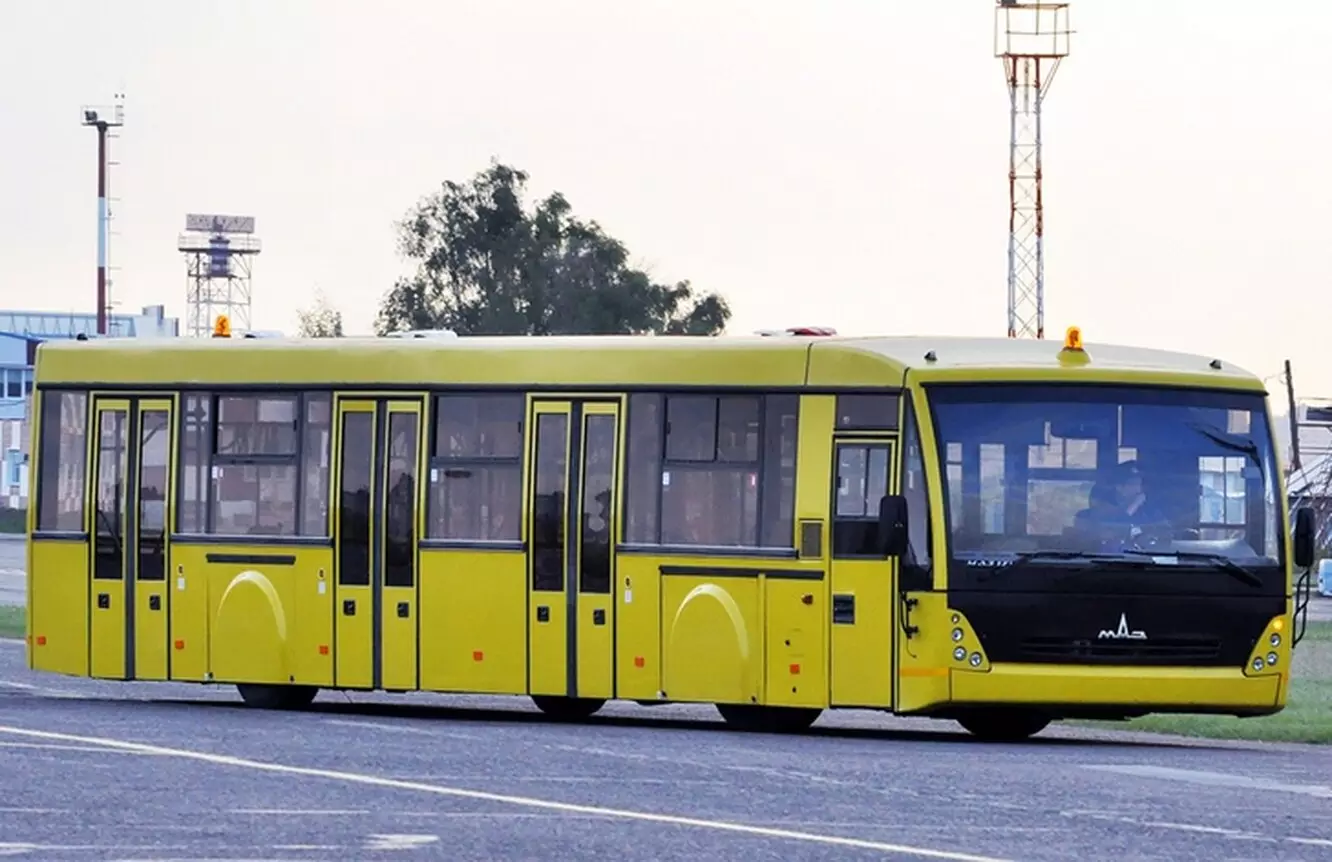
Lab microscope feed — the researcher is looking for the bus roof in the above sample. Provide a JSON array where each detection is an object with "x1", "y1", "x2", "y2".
[{"x1": 33, "y1": 332, "x2": 1266, "y2": 392}]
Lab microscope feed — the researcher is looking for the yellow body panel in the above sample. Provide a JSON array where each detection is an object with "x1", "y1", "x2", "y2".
[
  {"x1": 89, "y1": 583, "x2": 126, "y2": 679},
  {"x1": 577, "y1": 592, "x2": 614, "y2": 699},
  {"x1": 168, "y1": 544, "x2": 335, "y2": 687},
  {"x1": 167, "y1": 551, "x2": 209, "y2": 681},
  {"x1": 528, "y1": 594, "x2": 567, "y2": 696},
  {"x1": 134, "y1": 580, "x2": 169, "y2": 680},
  {"x1": 27, "y1": 540, "x2": 90, "y2": 676},
  {"x1": 951, "y1": 665, "x2": 1282, "y2": 710},
  {"x1": 614, "y1": 556, "x2": 662, "y2": 701},
  {"x1": 293, "y1": 561, "x2": 335, "y2": 688},
  {"x1": 895, "y1": 591, "x2": 955, "y2": 712},
  {"x1": 418, "y1": 550, "x2": 527, "y2": 695},
  {"x1": 763, "y1": 578, "x2": 828, "y2": 708},
  {"x1": 335, "y1": 583, "x2": 373, "y2": 689},
  {"x1": 661, "y1": 574, "x2": 761, "y2": 705},
  {"x1": 829, "y1": 560, "x2": 893, "y2": 708},
  {"x1": 794, "y1": 395, "x2": 835, "y2": 547},
  {"x1": 381, "y1": 584, "x2": 417, "y2": 691}
]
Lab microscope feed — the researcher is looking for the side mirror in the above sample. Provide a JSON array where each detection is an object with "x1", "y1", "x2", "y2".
[
  {"x1": 877, "y1": 494, "x2": 909, "y2": 558},
  {"x1": 1293, "y1": 506, "x2": 1317, "y2": 569}
]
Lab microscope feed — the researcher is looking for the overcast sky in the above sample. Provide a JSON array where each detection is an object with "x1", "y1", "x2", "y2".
[{"x1": 3, "y1": 0, "x2": 1329, "y2": 400}]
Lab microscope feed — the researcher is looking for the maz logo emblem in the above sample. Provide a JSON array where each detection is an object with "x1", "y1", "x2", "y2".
[{"x1": 1098, "y1": 613, "x2": 1147, "y2": 640}]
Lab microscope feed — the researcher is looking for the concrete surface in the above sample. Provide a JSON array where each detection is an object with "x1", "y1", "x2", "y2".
[{"x1": 1, "y1": 642, "x2": 1332, "y2": 860}]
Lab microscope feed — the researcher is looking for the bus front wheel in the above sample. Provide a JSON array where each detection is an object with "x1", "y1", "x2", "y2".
[
  {"x1": 955, "y1": 709, "x2": 1051, "y2": 742},
  {"x1": 716, "y1": 703, "x2": 822, "y2": 733},
  {"x1": 236, "y1": 683, "x2": 319, "y2": 711},
  {"x1": 531, "y1": 695, "x2": 605, "y2": 721}
]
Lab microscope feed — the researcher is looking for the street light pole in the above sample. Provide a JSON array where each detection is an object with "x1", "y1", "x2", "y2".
[{"x1": 81, "y1": 99, "x2": 123, "y2": 336}]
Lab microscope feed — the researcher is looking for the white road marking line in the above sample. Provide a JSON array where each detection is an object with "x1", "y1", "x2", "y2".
[
  {"x1": 1082, "y1": 764, "x2": 1332, "y2": 798},
  {"x1": 230, "y1": 808, "x2": 368, "y2": 816},
  {"x1": 1289, "y1": 837, "x2": 1332, "y2": 848},
  {"x1": 0, "y1": 740, "x2": 152, "y2": 754},
  {"x1": 0, "y1": 723, "x2": 1008, "y2": 862},
  {"x1": 0, "y1": 680, "x2": 37, "y2": 689},
  {"x1": 365, "y1": 834, "x2": 439, "y2": 850},
  {"x1": 323, "y1": 717, "x2": 483, "y2": 741}
]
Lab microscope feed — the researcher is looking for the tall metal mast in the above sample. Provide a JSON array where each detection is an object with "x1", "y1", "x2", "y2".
[{"x1": 995, "y1": 1, "x2": 1071, "y2": 339}]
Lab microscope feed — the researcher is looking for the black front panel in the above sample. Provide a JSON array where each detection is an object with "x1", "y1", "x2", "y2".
[{"x1": 950, "y1": 589, "x2": 1285, "y2": 667}]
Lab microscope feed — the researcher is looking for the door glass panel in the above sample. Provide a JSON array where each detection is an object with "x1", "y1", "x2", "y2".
[
  {"x1": 579, "y1": 414, "x2": 616, "y2": 595},
  {"x1": 531, "y1": 413, "x2": 568, "y2": 592},
  {"x1": 833, "y1": 443, "x2": 891, "y2": 557},
  {"x1": 137, "y1": 410, "x2": 170, "y2": 581},
  {"x1": 94, "y1": 410, "x2": 127, "y2": 580},
  {"x1": 338, "y1": 412, "x2": 373, "y2": 587},
  {"x1": 384, "y1": 412, "x2": 418, "y2": 588}
]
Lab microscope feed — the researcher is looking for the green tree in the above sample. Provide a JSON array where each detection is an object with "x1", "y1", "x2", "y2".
[
  {"x1": 375, "y1": 161, "x2": 730, "y2": 336},
  {"x1": 296, "y1": 289, "x2": 344, "y2": 338}
]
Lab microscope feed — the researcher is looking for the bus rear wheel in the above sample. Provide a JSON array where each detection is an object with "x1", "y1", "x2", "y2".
[
  {"x1": 531, "y1": 695, "x2": 605, "y2": 721},
  {"x1": 716, "y1": 703, "x2": 822, "y2": 733},
  {"x1": 955, "y1": 709, "x2": 1051, "y2": 741},
  {"x1": 236, "y1": 683, "x2": 318, "y2": 711}
]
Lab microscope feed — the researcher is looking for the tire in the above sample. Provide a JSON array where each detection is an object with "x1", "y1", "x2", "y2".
[
  {"x1": 955, "y1": 709, "x2": 1051, "y2": 741},
  {"x1": 531, "y1": 695, "x2": 606, "y2": 721},
  {"x1": 236, "y1": 683, "x2": 319, "y2": 711},
  {"x1": 716, "y1": 703, "x2": 822, "y2": 733}
]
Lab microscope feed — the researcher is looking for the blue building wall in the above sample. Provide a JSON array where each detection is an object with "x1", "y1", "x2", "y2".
[{"x1": 0, "y1": 304, "x2": 181, "y2": 512}]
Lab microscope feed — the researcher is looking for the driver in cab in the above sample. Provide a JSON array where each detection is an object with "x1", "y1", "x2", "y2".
[{"x1": 1073, "y1": 460, "x2": 1170, "y2": 546}]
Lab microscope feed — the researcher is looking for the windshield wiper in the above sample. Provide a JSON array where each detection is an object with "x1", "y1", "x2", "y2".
[
  {"x1": 1121, "y1": 550, "x2": 1264, "y2": 587},
  {"x1": 964, "y1": 550, "x2": 1158, "y2": 579}
]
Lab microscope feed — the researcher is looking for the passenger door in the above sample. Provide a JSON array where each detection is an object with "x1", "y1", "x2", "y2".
[
  {"x1": 527, "y1": 398, "x2": 621, "y2": 701},
  {"x1": 332, "y1": 397, "x2": 424, "y2": 691},
  {"x1": 89, "y1": 395, "x2": 175, "y2": 681},
  {"x1": 828, "y1": 438, "x2": 897, "y2": 708}
]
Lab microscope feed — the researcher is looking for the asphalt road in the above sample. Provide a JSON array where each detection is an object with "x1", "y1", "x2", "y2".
[{"x1": 2, "y1": 642, "x2": 1332, "y2": 861}]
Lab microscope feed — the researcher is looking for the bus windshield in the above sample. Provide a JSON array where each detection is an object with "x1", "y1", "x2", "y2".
[{"x1": 927, "y1": 384, "x2": 1283, "y2": 568}]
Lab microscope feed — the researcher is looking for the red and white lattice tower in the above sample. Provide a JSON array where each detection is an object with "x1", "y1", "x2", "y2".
[{"x1": 995, "y1": 1, "x2": 1072, "y2": 339}]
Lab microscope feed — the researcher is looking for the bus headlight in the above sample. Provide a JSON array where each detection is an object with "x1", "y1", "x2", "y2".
[
  {"x1": 951, "y1": 628, "x2": 964, "y2": 642},
  {"x1": 1266, "y1": 652, "x2": 1279, "y2": 666},
  {"x1": 969, "y1": 653, "x2": 983, "y2": 667},
  {"x1": 953, "y1": 646, "x2": 967, "y2": 662},
  {"x1": 1252, "y1": 657, "x2": 1265, "y2": 671},
  {"x1": 1270, "y1": 633, "x2": 1281, "y2": 647}
]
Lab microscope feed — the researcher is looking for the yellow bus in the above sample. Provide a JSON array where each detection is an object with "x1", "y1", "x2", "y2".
[{"x1": 23, "y1": 323, "x2": 1320, "y2": 740}]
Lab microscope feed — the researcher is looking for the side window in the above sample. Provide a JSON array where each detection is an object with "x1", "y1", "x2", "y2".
[
  {"x1": 175, "y1": 392, "x2": 330, "y2": 537},
  {"x1": 623, "y1": 394, "x2": 661, "y2": 544},
  {"x1": 836, "y1": 394, "x2": 900, "y2": 430},
  {"x1": 36, "y1": 390, "x2": 88, "y2": 532},
  {"x1": 177, "y1": 395, "x2": 211, "y2": 534},
  {"x1": 900, "y1": 400, "x2": 933, "y2": 588},
  {"x1": 832, "y1": 442, "x2": 891, "y2": 557},
  {"x1": 427, "y1": 393, "x2": 523, "y2": 541},
  {"x1": 300, "y1": 395, "x2": 332, "y2": 536},
  {"x1": 210, "y1": 395, "x2": 300, "y2": 535},
  {"x1": 624, "y1": 392, "x2": 799, "y2": 549}
]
